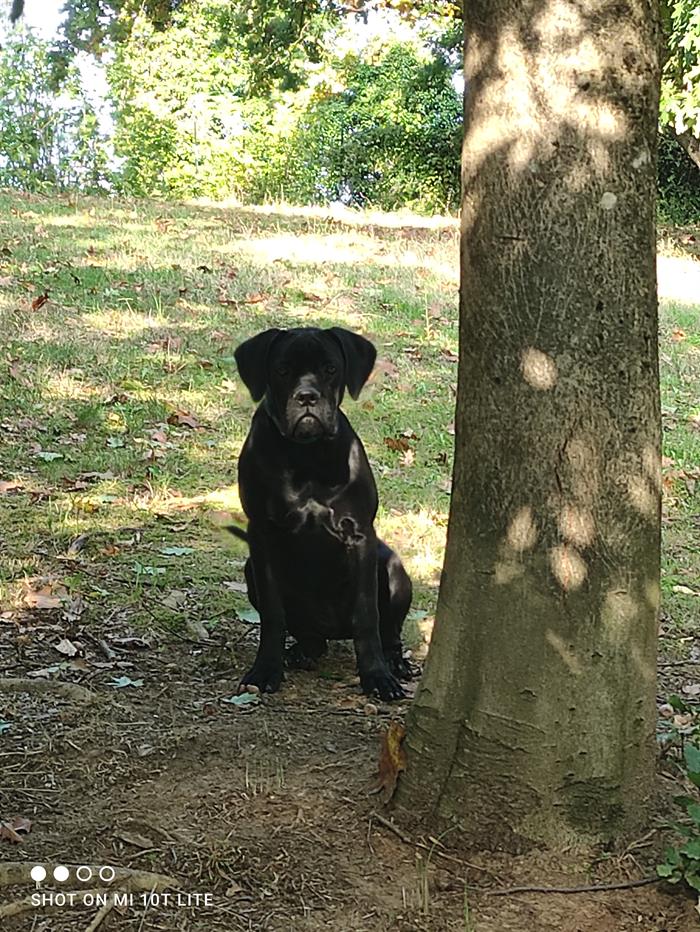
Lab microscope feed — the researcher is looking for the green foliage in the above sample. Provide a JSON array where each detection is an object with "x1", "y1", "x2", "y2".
[
  {"x1": 108, "y1": 3, "x2": 248, "y2": 198},
  {"x1": 0, "y1": 27, "x2": 108, "y2": 192},
  {"x1": 658, "y1": 134, "x2": 700, "y2": 225},
  {"x1": 658, "y1": 698, "x2": 700, "y2": 897},
  {"x1": 661, "y1": 0, "x2": 700, "y2": 140},
  {"x1": 109, "y1": 5, "x2": 461, "y2": 213},
  {"x1": 249, "y1": 44, "x2": 462, "y2": 212}
]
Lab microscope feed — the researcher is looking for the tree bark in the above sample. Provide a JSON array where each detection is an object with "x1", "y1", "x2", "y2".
[
  {"x1": 672, "y1": 129, "x2": 700, "y2": 172},
  {"x1": 396, "y1": 0, "x2": 661, "y2": 850}
]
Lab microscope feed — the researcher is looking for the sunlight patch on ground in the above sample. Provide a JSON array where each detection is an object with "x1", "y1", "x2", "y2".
[
  {"x1": 658, "y1": 255, "x2": 700, "y2": 308},
  {"x1": 197, "y1": 198, "x2": 459, "y2": 231},
  {"x1": 379, "y1": 508, "x2": 446, "y2": 586}
]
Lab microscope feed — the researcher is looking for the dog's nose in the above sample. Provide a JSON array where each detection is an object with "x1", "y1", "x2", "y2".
[{"x1": 294, "y1": 387, "x2": 320, "y2": 406}]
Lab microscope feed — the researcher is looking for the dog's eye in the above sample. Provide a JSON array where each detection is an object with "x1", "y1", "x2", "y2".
[
  {"x1": 276, "y1": 366, "x2": 290, "y2": 377},
  {"x1": 325, "y1": 364, "x2": 337, "y2": 376}
]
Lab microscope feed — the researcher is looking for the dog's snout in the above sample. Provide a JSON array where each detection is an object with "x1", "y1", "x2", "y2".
[{"x1": 294, "y1": 387, "x2": 320, "y2": 406}]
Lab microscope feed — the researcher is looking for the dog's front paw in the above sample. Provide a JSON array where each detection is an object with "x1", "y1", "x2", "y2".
[
  {"x1": 384, "y1": 650, "x2": 416, "y2": 681},
  {"x1": 360, "y1": 667, "x2": 405, "y2": 702},
  {"x1": 239, "y1": 662, "x2": 284, "y2": 694}
]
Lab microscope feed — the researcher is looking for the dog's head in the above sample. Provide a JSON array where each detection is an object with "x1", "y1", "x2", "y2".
[{"x1": 234, "y1": 327, "x2": 376, "y2": 443}]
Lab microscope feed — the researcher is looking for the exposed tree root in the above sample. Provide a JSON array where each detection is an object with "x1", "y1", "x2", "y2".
[{"x1": 0, "y1": 677, "x2": 96, "y2": 704}]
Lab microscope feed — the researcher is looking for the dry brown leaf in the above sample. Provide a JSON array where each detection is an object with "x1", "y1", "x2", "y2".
[
  {"x1": 31, "y1": 292, "x2": 49, "y2": 311},
  {"x1": 373, "y1": 722, "x2": 407, "y2": 804},
  {"x1": 167, "y1": 409, "x2": 201, "y2": 429},
  {"x1": 0, "y1": 480, "x2": 23, "y2": 494},
  {"x1": 244, "y1": 291, "x2": 270, "y2": 304},
  {"x1": 24, "y1": 587, "x2": 67, "y2": 610},
  {"x1": 370, "y1": 358, "x2": 400, "y2": 381},
  {"x1": 671, "y1": 328, "x2": 687, "y2": 342},
  {"x1": 384, "y1": 436, "x2": 410, "y2": 453},
  {"x1": 0, "y1": 816, "x2": 32, "y2": 843}
]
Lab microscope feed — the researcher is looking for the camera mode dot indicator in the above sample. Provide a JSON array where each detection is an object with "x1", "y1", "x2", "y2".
[
  {"x1": 53, "y1": 865, "x2": 70, "y2": 883},
  {"x1": 76, "y1": 866, "x2": 93, "y2": 883},
  {"x1": 99, "y1": 866, "x2": 116, "y2": 884},
  {"x1": 30, "y1": 865, "x2": 46, "y2": 883}
]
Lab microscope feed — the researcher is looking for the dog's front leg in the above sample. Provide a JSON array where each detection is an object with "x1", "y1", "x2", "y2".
[
  {"x1": 352, "y1": 537, "x2": 405, "y2": 702},
  {"x1": 239, "y1": 541, "x2": 285, "y2": 694}
]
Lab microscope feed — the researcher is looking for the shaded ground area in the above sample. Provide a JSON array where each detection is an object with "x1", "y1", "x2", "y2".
[
  {"x1": 0, "y1": 194, "x2": 699, "y2": 929},
  {"x1": 1, "y1": 623, "x2": 698, "y2": 931}
]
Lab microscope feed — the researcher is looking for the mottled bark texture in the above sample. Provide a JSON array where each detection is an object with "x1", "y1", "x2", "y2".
[{"x1": 396, "y1": 0, "x2": 661, "y2": 849}]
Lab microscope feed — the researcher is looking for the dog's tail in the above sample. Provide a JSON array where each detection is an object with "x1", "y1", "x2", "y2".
[{"x1": 225, "y1": 525, "x2": 249, "y2": 544}]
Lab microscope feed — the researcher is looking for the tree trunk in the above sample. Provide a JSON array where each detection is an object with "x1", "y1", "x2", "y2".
[
  {"x1": 672, "y1": 129, "x2": 700, "y2": 172},
  {"x1": 396, "y1": 0, "x2": 661, "y2": 850}
]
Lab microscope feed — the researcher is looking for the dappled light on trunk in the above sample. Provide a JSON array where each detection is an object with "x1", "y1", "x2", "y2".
[{"x1": 395, "y1": 0, "x2": 662, "y2": 849}]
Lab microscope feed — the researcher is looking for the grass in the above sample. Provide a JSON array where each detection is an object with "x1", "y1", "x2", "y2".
[
  {"x1": 0, "y1": 191, "x2": 697, "y2": 657},
  {"x1": 0, "y1": 192, "x2": 458, "y2": 646}
]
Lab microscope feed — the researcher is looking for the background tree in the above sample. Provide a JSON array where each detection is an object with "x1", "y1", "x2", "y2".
[
  {"x1": 0, "y1": 26, "x2": 107, "y2": 191},
  {"x1": 395, "y1": 0, "x2": 662, "y2": 847},
  {"x1": 660, "y1": 0, "x2": 700, "y2": 169}
]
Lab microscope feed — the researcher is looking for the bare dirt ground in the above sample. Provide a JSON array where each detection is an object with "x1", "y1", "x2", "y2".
[{"x1": 1, "y1": 615, "x2": 697, "y2": 932}]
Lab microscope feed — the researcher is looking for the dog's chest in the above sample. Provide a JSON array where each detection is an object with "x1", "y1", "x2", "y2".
[{"x1": 276, "y1": 475, "x2": 363, "y2": 545}]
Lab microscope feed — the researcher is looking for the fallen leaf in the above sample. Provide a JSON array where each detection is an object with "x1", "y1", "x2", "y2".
[
  {"x1": 236, "y1": 608, "x2": 260, "y2": 624},
  {"x1": 224, "y1": 580, "x2": 247, "y2": 593},
  {"x1": 221, "y1": 693, "x2": 260, "y2": 707},
  {"x1": 0, "y1": 480, "x2": 23, "y2": 494},
  {"x1": 0, "y1": 816, "x2": 32, "y2": 843},
  {"x1": 373, "y1": 722, "x2": 407, "y2": 803},
  {"x1": 116, "y1": 830, "x2": 155, "y2": 849},
  {"x1": 384, "y1": 436, "x2": 411, "y2": 453},
  {"x1": 54, "y1": 638, "x2": 79, "y2": 658},
  {"x1": 160, "y1": 546, "x2": 194, "y2": 556},
  {"x1": 673, "y1": 585, "x2": 698, "y2": 596},
  {"x1": 161, "y1": 589, "x2": 187, "y2": 611},
  {"x1": 31, "y1": 292, "x2": 49, "y2": 311},
  {"x1": 186, "y1": 618, "x2": 210, "y2": 641},
  {"x1": 369, "y1": 358, "x2": 399, "y2": 382},
  {"x1": 244, "y1": 291, "x2": 269, "y2": 304},
  {"x1": 35, "y1": 451, "x2": 63, "y2": 462},
  {"x1": 108, "y1": 676, "x2": 144, "y2": 689},
  {"x1": 110, "y1": 637, "x2": 150, "y2": 650},
  {"x1": 24, "y1": 587, "x2": 67, "y2": 610},
  {"x1": 167, "y1": 410, "x2": 201, "y2": 429},
  {"x1": 66, "y1": 534, "x2": 90, "y2": 557},
  {"x1": 671, "y1": 328, "x2": 687, "y2": 342}
]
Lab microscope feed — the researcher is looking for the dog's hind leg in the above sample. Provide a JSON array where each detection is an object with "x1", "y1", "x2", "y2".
[
  {"x1": 377, "y1": 542, "x2": 413, "y2": 680},
  {"x1": 244, "y1": 558, "x2": 258, "y2": 609}
]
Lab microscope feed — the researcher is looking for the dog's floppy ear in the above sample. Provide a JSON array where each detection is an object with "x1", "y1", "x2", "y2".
[
  {"x1": 329, "y1": 327, "x2": 377, "y2": 400},
  {"x1": 234, "y1": 329, "x2": 282, "y2": 402}
]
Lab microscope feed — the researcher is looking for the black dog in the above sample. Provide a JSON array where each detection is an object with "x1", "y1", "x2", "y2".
[{"x1": 232, "y1": 326, "x2": 412, "y2": 701}]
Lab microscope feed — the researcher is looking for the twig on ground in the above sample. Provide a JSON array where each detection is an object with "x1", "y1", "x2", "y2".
[{"x1": 475, "y1": 876, "x2": 659, "y2": 896}]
